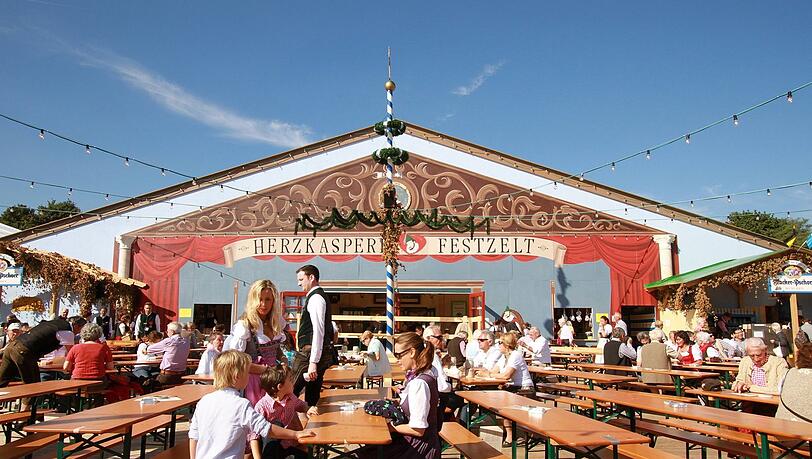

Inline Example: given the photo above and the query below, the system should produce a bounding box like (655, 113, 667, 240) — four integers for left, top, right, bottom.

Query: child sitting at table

(249, 365, 319, 459)
(133, 331, 163, 381)
(189, 350, 314, 459)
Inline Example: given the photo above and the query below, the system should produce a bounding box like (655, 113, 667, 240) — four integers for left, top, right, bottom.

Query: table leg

(122, 426, 133, 459)
(613, 444, 619, 459)
(626, 406, 636, 432)
(57, 433, 66, 459)
(674, 376, 683, 396)
(756, 432, 770, 459)
(511, 420, 517, 459)
(545, 437, 554, 459)
(28, 395, 39, 425)
(169, 410, 178, 447)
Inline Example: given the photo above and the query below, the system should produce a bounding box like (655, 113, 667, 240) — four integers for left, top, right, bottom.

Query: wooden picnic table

(684, 388, 779, 407)
(528, 366, 637, 389)
(322, 364, 366, 388)
(0, 379, 101, 425)
(458, 390, 649, 459)
(574, 362, 719, 395)
(447, 372, 509, 389)
(24, 384, 214, 459)
(299, 387, 391, 458)
(550, 346, 601, 355)
(576, 389, 812, 459)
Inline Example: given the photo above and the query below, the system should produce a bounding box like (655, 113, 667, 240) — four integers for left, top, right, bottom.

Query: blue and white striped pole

(384, 49, 396, 350)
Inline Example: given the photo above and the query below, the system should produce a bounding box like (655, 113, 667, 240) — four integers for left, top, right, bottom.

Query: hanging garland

(373, 119, 407, 137)
(294, 207, 491, 238)
(371, 147, 410, 166)
(655, 252, 812, 318)
(0, 242, 140, 318)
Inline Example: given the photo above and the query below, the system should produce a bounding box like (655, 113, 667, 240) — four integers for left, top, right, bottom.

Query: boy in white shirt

(189, 350, 314, 459)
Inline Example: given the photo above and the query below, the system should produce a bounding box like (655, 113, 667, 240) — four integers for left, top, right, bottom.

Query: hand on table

(731, 381, 750, 393)
(306, 406, 319, 417)
(296, 430, 316, 439)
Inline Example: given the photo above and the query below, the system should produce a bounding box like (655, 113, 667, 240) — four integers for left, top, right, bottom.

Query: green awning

(645, 249, 789, 290)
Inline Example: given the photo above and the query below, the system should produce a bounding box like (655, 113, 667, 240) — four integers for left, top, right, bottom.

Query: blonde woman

(490, 332, 533, 446)
(224, 279, 288, 405)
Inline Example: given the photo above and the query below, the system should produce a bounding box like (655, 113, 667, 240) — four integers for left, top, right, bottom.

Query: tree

(727, 211, 811, 246)
(0, 200, 82, 231)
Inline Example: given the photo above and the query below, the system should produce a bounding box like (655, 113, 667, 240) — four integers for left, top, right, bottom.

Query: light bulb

(611, 162, 616, 172)
(787, 91, 793, 103)
(579, 173, 584, 181)
(105, 194, 109, 201)
(529, 189, 533, 197)
(624, 208, 628, 215)
(766, 189, 771, 196)
(38, 129, 45, 140)
(690, 200, 694, 208)
(646, 150, 651, 160)
(727, 195, 732, 203)
(220, 185, 224, 192)
(192, 178, 197, 186)
(733, 115, 739, 126)
(685, 134, 691, 144)
(67, 188, 72, 196)
(29, 182, 34, 189)
(553, 181, 558, 190)
(160, 168, 166, 176)
(124, 157, 130, 167)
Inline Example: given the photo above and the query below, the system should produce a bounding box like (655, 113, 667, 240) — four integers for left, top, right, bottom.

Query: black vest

(137, 312, 158, 336)
(603, 340, 630, 375)
(297, 287, 332, 349)
(447, 336, 466, 367)
(17, 318, 71, 358)
(94, 315, 111, 338)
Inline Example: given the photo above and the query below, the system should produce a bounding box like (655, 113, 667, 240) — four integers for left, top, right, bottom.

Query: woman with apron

(224, 279, 287, 405)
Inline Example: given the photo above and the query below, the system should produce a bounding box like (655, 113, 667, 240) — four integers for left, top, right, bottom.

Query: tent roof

(644, 249, 791, 290)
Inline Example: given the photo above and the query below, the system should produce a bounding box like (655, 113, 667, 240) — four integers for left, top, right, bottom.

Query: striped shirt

(249, 392, 307, 447)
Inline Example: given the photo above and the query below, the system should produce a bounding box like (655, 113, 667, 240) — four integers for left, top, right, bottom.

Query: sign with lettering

(222, 234, 567, 267)
(0, 253, 23, 286)
(768, 260, 812, 294)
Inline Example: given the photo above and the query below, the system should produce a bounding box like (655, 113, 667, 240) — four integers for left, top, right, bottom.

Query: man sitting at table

(518, 326, 552, 365)
(637, 329, 673, 384)
(471, 330, 502, 372)
(603, 328, 637, 375)
(147, 321, 191, 388)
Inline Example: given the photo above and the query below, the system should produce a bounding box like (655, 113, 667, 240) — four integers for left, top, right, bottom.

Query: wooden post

(790, 293, 800, 344)
(50, 285, 60, 317)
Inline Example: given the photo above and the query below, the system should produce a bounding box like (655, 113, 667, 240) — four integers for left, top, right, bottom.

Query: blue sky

(1, 1, 811, 224)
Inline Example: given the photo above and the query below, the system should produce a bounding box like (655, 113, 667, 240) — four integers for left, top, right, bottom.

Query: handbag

(700, 378, 723, 392)
(363, 399, 408, 426)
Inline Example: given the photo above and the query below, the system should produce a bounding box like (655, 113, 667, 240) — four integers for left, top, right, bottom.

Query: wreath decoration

(372, 147, 410, 166)
(374, 119, 406, 137)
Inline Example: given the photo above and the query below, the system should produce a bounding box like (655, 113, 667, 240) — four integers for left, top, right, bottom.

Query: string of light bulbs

(414, 80, 812, 213)
(0, 113, 336, 213)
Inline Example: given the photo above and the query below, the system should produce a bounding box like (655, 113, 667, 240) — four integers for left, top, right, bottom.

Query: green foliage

(295, 208, 490, 237)
(727, 211, 811, 245)
(0, 200, 81, 231)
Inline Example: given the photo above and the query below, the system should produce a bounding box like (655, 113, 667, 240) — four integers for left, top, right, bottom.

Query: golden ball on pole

(384, 80, 396, 91)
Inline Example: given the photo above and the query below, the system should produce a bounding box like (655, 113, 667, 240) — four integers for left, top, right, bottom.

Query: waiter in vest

(135, 302, 161, 339)
(292, 264, 333, 407)
(93, 306, 113, 339)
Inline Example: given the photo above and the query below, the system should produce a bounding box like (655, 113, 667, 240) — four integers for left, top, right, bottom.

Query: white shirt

(521, 336, 551, 364)
(465, 338, 481, 361)
(305, 286, 328, 364)
(496, 349, 534, 388)
(472, 346, 502, 370)
(189, 388, 271, 459)
(195, 347, 220, 375)
(600, 324, 613, 338)
(135, 313, 161, 335)
(431, 353, 451, 394)
(614, 319, 628, 335)
(559, 325, 574, 341)
(400, 370, 433, 430)
(364, 337, 391, 377)
(135, 342, 158, 370)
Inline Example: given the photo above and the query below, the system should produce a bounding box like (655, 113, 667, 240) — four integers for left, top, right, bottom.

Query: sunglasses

(477, 338, 490, 342)
(430, 335, 444, 340)
(393, 348, 413, 359)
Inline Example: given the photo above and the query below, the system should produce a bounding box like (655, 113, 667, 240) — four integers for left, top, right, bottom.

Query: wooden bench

(536, 382, 593, 393)
(570, 443, 682, 459)
(1, 409, 54, 442)
(439, 421, 508, 459)
(658, 418, 811, 458)
(534, 392, 600, 411)
(152, 439, 190, 459)
(0, 432, 61, 459)
(621, 381, 679, 394)
(605, 389, 696, 404)
(608, 418, 758, 458)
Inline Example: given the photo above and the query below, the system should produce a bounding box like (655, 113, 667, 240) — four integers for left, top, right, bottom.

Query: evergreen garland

(294, 208, 490, 238)
(373, 119, 407, 137)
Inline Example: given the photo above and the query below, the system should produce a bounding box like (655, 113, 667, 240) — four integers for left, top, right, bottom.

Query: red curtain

(544, 236, 661, 313)
(131, 235, 660, 319)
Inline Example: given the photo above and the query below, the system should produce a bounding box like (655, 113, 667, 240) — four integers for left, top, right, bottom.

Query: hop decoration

(374, 119, 406, 137)
(12, 296, 44, 313)
(372, 147, 410, 166)
(294, 208, 490, 238)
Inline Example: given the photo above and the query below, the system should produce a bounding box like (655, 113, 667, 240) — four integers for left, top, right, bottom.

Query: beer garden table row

(572, 362, 719, 396)
(576, 389, 811, 459)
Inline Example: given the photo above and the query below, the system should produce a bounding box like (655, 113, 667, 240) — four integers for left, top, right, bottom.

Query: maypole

(383, 48, 397, 349)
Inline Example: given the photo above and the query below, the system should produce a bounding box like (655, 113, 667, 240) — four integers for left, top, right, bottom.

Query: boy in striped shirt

(249, 365, 318, 459)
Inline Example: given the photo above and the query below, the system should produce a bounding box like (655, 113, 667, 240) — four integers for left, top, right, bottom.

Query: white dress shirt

(431, 353, 451, 393)
(472, 346, 502, 370)
(400, 370, 433, 429)
(189, 387, 271, 459)
(306, 286, 328, 364)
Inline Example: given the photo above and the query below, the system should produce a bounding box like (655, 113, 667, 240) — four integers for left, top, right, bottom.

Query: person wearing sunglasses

(359, 332, 441, 459)
(490, 331, 534, 446)
(471, 330, 502, 372)
(422, 326, 452, 422)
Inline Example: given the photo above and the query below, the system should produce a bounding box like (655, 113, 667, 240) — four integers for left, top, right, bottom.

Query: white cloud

(74, 48, 312, 148)
(452, 61, 505, 96)
(437, 113, 455, 122)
